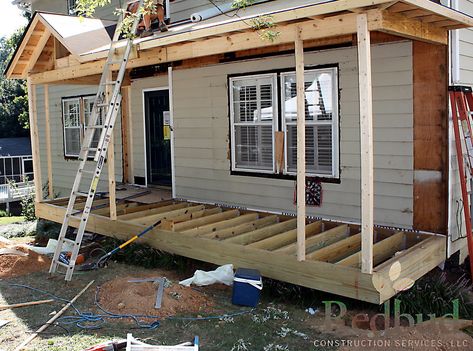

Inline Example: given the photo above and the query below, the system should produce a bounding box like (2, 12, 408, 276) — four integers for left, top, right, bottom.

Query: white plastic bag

(26, 239, 74, 255)
(179, 264, 234, 287)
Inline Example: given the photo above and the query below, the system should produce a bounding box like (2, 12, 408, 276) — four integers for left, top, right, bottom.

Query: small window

(282, 68, 339, 178)
(63, 98, 82, 157)
(62, 95, 98, 158)
(230, 74, 278, 173)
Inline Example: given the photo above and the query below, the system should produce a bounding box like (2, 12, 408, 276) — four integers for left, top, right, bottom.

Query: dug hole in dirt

(0, 242, 51, 278)
(97, 273, 221, 319)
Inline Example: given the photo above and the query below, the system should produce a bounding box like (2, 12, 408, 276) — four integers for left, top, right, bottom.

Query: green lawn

(0, 216, 25, 225)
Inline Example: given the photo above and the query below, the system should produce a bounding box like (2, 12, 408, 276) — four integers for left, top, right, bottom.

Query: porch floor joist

(36, 199, 446, 304)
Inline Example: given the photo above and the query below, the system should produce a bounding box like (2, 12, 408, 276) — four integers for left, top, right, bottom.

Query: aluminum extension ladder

(449, 85, 473, 277)
(49, 0, 145, 281)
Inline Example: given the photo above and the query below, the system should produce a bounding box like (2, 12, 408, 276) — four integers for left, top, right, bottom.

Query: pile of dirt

(0, 242, 51, 278)
(97, 273, 217, 318)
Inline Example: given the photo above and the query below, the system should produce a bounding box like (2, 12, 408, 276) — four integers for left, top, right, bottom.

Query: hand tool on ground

(0, 299, 54, 310)
(78, 220, 162, 271)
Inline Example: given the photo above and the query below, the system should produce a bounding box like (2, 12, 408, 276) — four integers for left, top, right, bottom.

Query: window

(230, 74, 278, 173)
(282, 68, 339, 177)
(62, 95, 100, 158)
(229, 67, 339, 179)
(67, 0, 77, 15)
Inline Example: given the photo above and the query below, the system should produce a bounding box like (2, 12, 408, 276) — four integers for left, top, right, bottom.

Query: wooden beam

(23, 30, 51, 76)
(203, 215, 279, 240)
(118, 202, 188, 220)
(161, 207, 222, 230)
(373, 235, 446, 302)
(27, 78, 43, 204)
(337, 231, 405, 267)
(43, 84, 53, 198)
(117, 201, 174, 216)
(121, 86, 132, 183)
(182, 213, 259, 237)
(307, 233, 362, 262)
(368, 10, 448, 45)
(173, 209, 240, 232)
(248, 221, 323, 251)
(130, 205, 206, 226)
(105, 69, 117, 220)
(295, 26, 306, 262)
(225, 218, 297, 245)
(275, 224, 349, 255)
(357, 13, 374, 274)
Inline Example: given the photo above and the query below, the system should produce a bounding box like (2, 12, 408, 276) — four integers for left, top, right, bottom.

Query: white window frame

(281, 67, 340, 179)
(62, 97, 82, 158)
(229, 73, 278, 174)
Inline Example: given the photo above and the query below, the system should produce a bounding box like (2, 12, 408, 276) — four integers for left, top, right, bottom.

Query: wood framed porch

(37, 194, 446, 304)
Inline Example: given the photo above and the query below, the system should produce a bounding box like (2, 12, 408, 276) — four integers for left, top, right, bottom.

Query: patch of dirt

(0, 242, 51, 278)
(97, 273, 218, 319)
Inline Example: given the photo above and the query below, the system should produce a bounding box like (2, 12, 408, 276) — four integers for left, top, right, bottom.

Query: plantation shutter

(231, 74, 277, 172)
(282, 68, 338, 177)
(63, 98, 81, 157)
(84, 97, 102, 149)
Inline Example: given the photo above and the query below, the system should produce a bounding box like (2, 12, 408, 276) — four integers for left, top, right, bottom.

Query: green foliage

(8, 178, 36, 221)
(0, 28, 30, 134)
(395, 272, 473, 319)
(74, 0, 112, 17)
(0, 209, 9, 217)
(231, 0, 256, 9)
(250, 15, 279, 42)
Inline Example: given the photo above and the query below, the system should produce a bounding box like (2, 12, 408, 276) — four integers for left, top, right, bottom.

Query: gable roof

(0, 138, 32, 157)
(5, 11, 115, 79)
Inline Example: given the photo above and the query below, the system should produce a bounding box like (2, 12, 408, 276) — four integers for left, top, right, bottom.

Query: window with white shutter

(230, 74, 278, 173)
(62, 95, 99, 158)
(282, 68, 339, 178)
(63, 98, 81, 157)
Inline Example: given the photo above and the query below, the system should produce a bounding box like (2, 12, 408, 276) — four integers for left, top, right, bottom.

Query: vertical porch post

(27, 77, 43, 203)
(168, 66, 176, 199)
(357, 14, 374, 274)
(295, 27, 306, 261)
(44, 84, 54, 198)
(106, 69, 117, 220)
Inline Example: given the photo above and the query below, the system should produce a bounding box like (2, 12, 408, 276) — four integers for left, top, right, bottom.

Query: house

(6, 0, 473, 304)
(0, 137, 34, 211)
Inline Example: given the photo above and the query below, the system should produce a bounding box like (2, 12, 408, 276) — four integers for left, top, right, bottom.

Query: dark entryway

(144, 90, 172, 187)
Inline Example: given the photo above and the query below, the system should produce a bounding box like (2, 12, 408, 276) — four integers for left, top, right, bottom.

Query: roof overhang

(5, 12, 115, 79)
(7, 0, 473, 84)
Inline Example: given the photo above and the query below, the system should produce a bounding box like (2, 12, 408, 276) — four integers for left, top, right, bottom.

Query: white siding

(35, 85, 123, 197)
(127, 42, 414, 228)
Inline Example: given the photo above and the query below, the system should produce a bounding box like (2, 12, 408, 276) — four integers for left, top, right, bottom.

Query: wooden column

(357, 14, 374, 274)
(27, 78, 43, 203)
(295, 27, 306, 262)
(44, 84, 53, 198)
(106, 70, 117, 220)
(121, 86, 131, 184)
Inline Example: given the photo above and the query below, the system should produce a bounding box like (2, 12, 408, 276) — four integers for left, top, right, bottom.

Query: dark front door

(144, 90, 171, 187)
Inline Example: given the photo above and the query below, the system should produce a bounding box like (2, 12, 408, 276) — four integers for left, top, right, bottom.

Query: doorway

(144, 89, 172, 187)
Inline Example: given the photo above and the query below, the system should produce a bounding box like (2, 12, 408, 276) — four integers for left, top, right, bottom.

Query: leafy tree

(0, 27, 30, 135)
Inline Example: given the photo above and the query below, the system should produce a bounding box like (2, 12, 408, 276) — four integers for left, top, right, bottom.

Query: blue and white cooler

(232, 268, 263, 307)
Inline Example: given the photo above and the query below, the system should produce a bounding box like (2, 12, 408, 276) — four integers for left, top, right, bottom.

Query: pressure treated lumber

(295, 25, 306, 262)
(130, 205, 205, 226)
(26, 78, 43, 203)
(161, 207, 222, 230)
(275, 224, 349, 255)
(337, 231, 405, 267)
(248, 221, 323, 250)
(357, 13, 374, 274)
(173, 209, 240, 232)
(44, 84, 53, 198)
(182, 213, 259, 237)
(106, 69, 117, 220)
(307, 233, 362, 262)
(204, 215, 279, 240)
(13, 280, 94, 351)
(225, 218, 297, 245)
(117, 201, 174, 216)
(118, 202, 187, 220)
